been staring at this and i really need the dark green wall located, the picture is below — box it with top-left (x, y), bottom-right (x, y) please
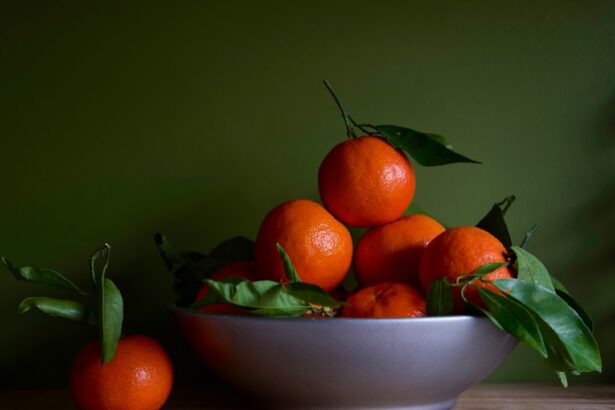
top-left (1, 1), bottom-right (614, 387)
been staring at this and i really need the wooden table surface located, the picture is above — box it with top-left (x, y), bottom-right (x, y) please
top-left (1, 384), bottom-right (614, 409)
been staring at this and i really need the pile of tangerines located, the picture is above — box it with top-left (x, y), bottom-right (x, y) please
top-left (3, 84), bottom-right (600, 410)
top-left (196, 131), bottom-right (512, 318)
top-left (4, 81), bottom-right (602, 410)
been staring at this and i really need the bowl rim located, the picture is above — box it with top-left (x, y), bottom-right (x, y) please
top-left (171, 305), bottom-right (491, 325)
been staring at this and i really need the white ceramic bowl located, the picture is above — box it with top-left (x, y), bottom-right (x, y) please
top-left (174, 308), bottom-right (516, 410)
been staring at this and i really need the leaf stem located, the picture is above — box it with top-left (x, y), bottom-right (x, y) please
top-left (497, 195), bottom-right (517, 215)
top-left (89, 243), bottom-right (111, 289)
top-left (356, 122), bottom-right (381, 135)
top-left (349, 116), bottom-right (378, 136)
top-left (460, 280), bottom-right (474, 304)
top-left (323, 80), bottom-right (356, 138)
top-left (519, 224), bottom-right (539, 250)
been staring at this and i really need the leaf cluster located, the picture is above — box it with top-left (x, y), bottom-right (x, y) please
top-left (156, 84), bottom-right (602, 385)
top-left (322, 80), bottom-right (481, 167)
top-left (425, 197), bottom-right (601, 385)
top-left (155, 233), bottom-right (254, 307)
top-left (157, 237), bottom-right (344, 317)
top-left (2, 244), bottom-right (124, 364)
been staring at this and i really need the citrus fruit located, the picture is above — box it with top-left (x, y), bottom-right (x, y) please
top-left (418, 226), bottom-right (514, 312)
top-left (69, 335), bottom-right (173, 410)
top-left (255, 199), bottom-right (353, 292)
top-left (318, 136), bottom-right (415, 227)
top-left (354, 214), bottom-right (445, 288)
top-left (341, 282), bottom-right (426, 318)
top-left (195, 261), bottom-right (259, 314)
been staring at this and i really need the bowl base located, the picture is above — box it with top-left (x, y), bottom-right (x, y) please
top-left (269, 397), bottom-right (457, 410)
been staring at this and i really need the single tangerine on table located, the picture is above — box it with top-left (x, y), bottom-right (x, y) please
top-left (354, 213), bottom-right (445, 288)
top-left (69, 335), bottom-right (174, 410)
top-left (195, 260), bottom-right (259, 314)
top-left (318, 136), bottom-right (416, 228)
top-left (341, 282), bottom-right (426, 318)
top-left (254, 199), bottom-right (353, 292)
top-left (418, 226), bottom-right (514, 313)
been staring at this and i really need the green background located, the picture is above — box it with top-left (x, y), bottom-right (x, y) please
top-left (1, 1), bottom-right (614, 387)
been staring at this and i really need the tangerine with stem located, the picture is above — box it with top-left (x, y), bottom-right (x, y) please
top-left (419, 226), bottom-right (514, 313)
top-left (319, 81), bottom-right (416, 227)
top-left (70, 335), bottom-right (174, 410)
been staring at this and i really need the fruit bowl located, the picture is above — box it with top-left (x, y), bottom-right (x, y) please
top-left (173, 308), bottom-right (517, 410)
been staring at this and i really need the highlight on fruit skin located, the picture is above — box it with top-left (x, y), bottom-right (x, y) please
top-left (419, 226), bottom-right (514, 313)
top-left (354, 213), bottom-right (445, 288)
top-left (318, 135), bottom-right (416, 228)
top-left (254, 199), bottom-right (353, 292)
top-left (341, 282), bottom-right (426, 318)
top-left (70, 335), bottom-right (174, 410)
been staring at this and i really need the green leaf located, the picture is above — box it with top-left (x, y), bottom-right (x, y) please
top-left (549, 275), bottom-right (569, 293)
top-left (476, 196), bottom-right (515, 248)
top-left (477, 288), bottom-right (547, 357)
top-left (551, 276), bottom-right (594, 331)
top-left (426, 279), bottom-right (454, 316)
top-left (519, 224), bottom-right (539, 249)
top-left (202, 279), bottom-right (309, 315)
top-left (477, 278), bottom-right (594, 384)
top-left (168, 253), bottom-right (219, 308)
top-left (456, 262), bottom-right (507, 287)
top-left (285, 282), bottom-right (343, 308)
top-left (192, 255), bottom-right (227, 279)
top-left (154, 234), bottom-right (210, 307)
top-left (556, 371), bottom-right (569, 388)
top-left (172, 265), bottom-right (210, 308)
top-left (510, 246), bottom-right (555, 293)
top-left (276, 243), bottom-right (302, 283)
top-left (209, 236), bottom-right (254, 261)
top-left (100, 278), bottom-right (124, 364)
top-left (154, 233), bottom-right (186, 271)
top-left (426, 133), bottom-right (451, 148)
top-left (493, 279), bottom-right (601, 373)
top-left (541, 323), bottom-right (577, 372)
top-left (89, 243), bottom-right (111, 288)
top-left (342, 267), bottom-right (358, 292)
top-left (197, 277), bottom-right (343, 316)
top-left (1, 257), bottom-right (87, 296)
top-left (18, 297), bottom-right (95, 325)
top-left (154, 234), bottom-right (254, 307)
top-left (89, 244), bottom-right (123, 364)
top-left (374, 125), bottom-right (480, 166)
top-left (189, 275), bottom-right (246, 309)
top-left (190, 287), bottom-right (219, 309)
top-left (555, 291), bottom-right (594, 333)
top-left (470, 262), bottom-right (508, 278)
